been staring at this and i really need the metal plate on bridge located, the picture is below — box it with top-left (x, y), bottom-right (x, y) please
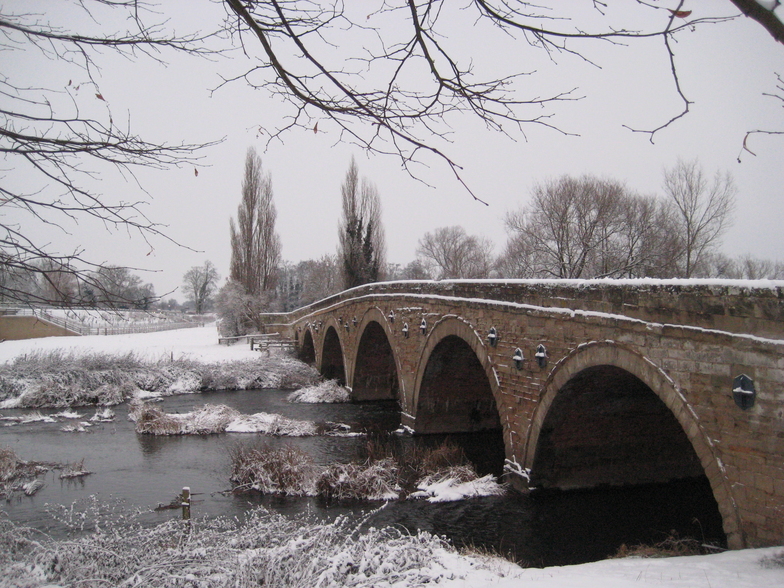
top-left (732, 374), bottom-right (756, 411)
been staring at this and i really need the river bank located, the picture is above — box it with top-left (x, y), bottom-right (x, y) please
top-left (0, 326), bottom-right (781, 586)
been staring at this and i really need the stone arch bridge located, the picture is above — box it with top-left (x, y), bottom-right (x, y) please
top-left (260, 279), bottom-right (784, 550)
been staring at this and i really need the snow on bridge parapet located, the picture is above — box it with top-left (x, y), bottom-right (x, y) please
top-left (262, 278), bottom-right (784, 340)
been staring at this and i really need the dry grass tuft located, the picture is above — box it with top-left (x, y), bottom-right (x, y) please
top-left (760, 550), bottom-right (784, 569)
top-left (613, 532), bottom-right (719, 559)
top-left (229, 435), bottom-right (488, 502)
top-left (0, 446), bottom-right (58, 498)
top-left (229, 442), bottom-right (320, 495)
top-left (316, 458), bottom-right (401, 501)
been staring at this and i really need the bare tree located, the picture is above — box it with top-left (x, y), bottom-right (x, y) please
top-left (90, 266), bottom-right (156, 309)
top-left (220, 1), bottom-right (783, 193)
top-left (662, 159), bottom-right (736, 278)
top-left (183, 261), bottom-right (220, 314)
top-left (504, 176), bottom-right (626, 279)
top-left (502, 176), bottom-right (689, 279)
top-left (215, 280), bottom-right (269, 336)
top-left (417, 226), bottom-right (495, 280)
top-left (229, 148), bottom-right (282, 297)
top-left (338, 158), bottom-right (386, 289)
top-left (0, 2), bottom-right (218, 305)
top-left (602, 194), bottom-right (682, 279)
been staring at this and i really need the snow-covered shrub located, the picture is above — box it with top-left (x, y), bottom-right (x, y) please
top-left (316, 458), bottom-right (401, 501)
top-left (132, 402), bottom-right (241, 435)
top-left (410, 471), bottom-right (506, 502)
top-left (0, 352), bottom-right (319, 408)
top-left (229, 443), bottom-right (320, 495)
top-left (287, 379), bottom-right (351, 403)
top-left (0, 507), bottom-right (456, 588)
top-left (196, 357), bottom-right (319, 391)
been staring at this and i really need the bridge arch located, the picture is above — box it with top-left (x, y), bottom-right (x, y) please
top-left (351, 308), bottom-right (401, 401)
top-left (298, 328), bottom-right (316, 364)
top-left (319, 320), bottom-right (347, 385)
top-left (411, 316), bottom-right (502, 434)
top-left (524, 340), bottom-right (741, 548)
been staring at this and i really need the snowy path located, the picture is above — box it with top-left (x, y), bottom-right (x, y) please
top-left (438, 547), bottom-right (784, 588)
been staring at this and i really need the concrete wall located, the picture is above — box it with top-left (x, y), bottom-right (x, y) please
top-left (0, 315), bottom-right (78, 340)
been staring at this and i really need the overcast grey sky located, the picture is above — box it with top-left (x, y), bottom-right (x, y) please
top-left (8, 1), bottom-right (784, 300)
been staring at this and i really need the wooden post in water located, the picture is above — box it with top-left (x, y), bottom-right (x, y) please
top-left (181, 486), bottom-right (191, 520)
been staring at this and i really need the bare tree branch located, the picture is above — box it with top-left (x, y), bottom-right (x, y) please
top-left (0, 1), bottom-right (222, 305)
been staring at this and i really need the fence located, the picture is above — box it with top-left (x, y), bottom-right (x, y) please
top-left (0, 307), bottom-right (207, 336)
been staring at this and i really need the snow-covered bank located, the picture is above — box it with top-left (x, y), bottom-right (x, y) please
top-left (0, 507), bottom-right (781, 588)
top-left (0, 326), bottom-right (320, 408)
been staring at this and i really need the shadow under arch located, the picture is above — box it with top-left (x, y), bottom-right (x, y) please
top-left (319, 322), bottom-right (346, 385)
top-left (352, 308), bottom-right (401, 401)
top-left (411, 316), bottom-right (502, 435)
top-left (524, 340), bottom-right (742, 549)
top-left (299, 329), bottom-right (316, 364)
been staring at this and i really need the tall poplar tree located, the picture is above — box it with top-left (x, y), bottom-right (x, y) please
top-left (337, 158), bottom-right (386, 289)
top-left (229, 148), bottom-right (281, 296)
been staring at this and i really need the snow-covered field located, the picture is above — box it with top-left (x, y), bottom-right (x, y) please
top-left (0, 325), bottom-right (320, 408)
top-left (0, 323), bottom-right (256, 364)
top-left (0, 326), bottom-right (782, 586)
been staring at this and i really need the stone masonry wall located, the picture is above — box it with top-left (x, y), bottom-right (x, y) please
top-left (262, 280), bottom-right (784, 550)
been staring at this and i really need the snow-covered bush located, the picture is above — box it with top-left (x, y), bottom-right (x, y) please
top-left (0, 352), bottom-right (320, 408)
top-left (132, 403), bottom-right (241, 435)
top-left (316, 458), bottom-right (401, 501)
top-left (287, 379), bottom-right (351, 403)
top-left (230, 443), bottom-right (320, 495)
top-left (230, 437), bottom-right (506, 503)
top-left (0, 507), bottom-right (457, 588)
top-left (131, 402), bottom-right (326, 436)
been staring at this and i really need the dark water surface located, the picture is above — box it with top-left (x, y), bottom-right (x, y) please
top-left (0, 389), bottom-right (725, 566)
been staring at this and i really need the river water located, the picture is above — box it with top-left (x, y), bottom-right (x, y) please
top-left (0, 389), bottom-right (725, 567)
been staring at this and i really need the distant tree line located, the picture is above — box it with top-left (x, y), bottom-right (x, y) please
top-left (209, 153), bottom-right (781, 336)
top-left (0, 262), bottom-right (158, 309)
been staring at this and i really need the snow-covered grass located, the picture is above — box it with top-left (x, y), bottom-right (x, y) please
top-left (0, 446), bottom-right (80, 498)
top-left (230, 443), bottom-right (322, 495)
top-left (0, 327), bottom-right (319, 408)
top-left (287, 379), bottom-right (351, 403)
top-left (0, 324), bottom-right (263, 365)
top-left (129, 402), bottom-right (346, 436)
top-left (229, 438), bottom-right (506, 503)
top-left (1, 506), bottom-right (782, 588)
